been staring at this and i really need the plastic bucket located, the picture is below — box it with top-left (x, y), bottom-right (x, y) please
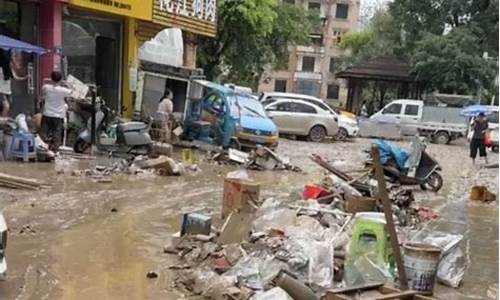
top-left (403, 242), bottom-right (441, 295)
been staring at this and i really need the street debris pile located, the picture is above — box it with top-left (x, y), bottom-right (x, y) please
top-left (162, 149), bottom-right (461, 300)
top-left (211, 146), bottom-right (302, 172)
top-left (53, 155), bottom-right (199, 182)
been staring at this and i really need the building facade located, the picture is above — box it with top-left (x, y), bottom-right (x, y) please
top-left (258, 0), bottom-right (359, 108)
top-left (0, 0), bottom-right (217, 118)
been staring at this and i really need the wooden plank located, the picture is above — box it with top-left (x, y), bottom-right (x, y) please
top-left (365, 290), bottom-right (417, 300)
top-left (371, 145), bottom-right (408, 290)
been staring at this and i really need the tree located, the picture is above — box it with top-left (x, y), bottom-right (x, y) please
top-left (412, 27), bottom-right (497, 95)
top-left (197, 0), bottom-right (318, 89)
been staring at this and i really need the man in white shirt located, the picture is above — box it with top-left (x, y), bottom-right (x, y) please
top-left (155, 88), bottom-right (174, 143)
top-left (40, 71), bottom-right (72, 151)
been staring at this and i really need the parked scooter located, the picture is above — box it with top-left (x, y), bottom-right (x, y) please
top-left (74, 100), bottom-right (152, 155)
top-left (365, 138), bottom-right (443, 192)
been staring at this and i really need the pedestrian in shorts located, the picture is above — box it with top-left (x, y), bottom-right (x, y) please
top-left (470, 112), bottom-right (489, 165)
top-left (40, 71), bottom-right (73, 152)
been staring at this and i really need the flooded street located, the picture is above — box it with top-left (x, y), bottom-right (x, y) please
top-left (0, 138), bottom-right (497, 300)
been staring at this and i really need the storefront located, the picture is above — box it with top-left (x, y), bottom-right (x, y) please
top-left (120, 0), bottom-right (217, 117)
top-left (61, 0), bottom-right (152, 112)
top-left (0, 0), bottom-right (39, 115)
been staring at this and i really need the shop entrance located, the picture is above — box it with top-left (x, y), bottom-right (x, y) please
top-left (63, 10), bottom-right (123, 111)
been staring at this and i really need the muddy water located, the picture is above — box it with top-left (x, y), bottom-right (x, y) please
top-left (0, 138), bottom-right (497, 300)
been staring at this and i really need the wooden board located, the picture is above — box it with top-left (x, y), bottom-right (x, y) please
top-left (218, 212), bottom-right (253, 244)
top-left (371, 145), bottom-right (408, 290)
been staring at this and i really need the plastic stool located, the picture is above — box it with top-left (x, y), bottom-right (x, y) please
top-left (349, 218), bottom-right (392, 266)
top-left (10, 131), bottom-right (36, 162)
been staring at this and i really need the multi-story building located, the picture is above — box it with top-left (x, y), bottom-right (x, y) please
top-left (258, 0), bottom-right (360, 108)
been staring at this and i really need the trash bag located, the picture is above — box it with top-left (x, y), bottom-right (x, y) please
top-left (284, 227), bottom-right (335, 288)
top-left (373, 139), bottom-right (409, 170)
top-left (226, 256), bottom-right (264, 290)
top-left (420, 232), bottom-right (466, 288)
top-left (251, 287), bottom-right (292, 300)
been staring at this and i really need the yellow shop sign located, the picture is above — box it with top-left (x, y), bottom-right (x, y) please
top-left (70, 0), bottom-right (153, 20)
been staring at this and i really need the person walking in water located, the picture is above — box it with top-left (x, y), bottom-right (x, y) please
top-left (470, 112), bottom-right (489, 165)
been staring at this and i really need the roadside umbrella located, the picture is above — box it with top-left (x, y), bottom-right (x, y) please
top-left (460, 105), bottom-right (492, 117)
top-left (0, 34), bottom-right (47, 54)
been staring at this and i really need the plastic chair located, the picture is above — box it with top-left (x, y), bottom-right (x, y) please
top-left (10, 131), bottom-right (36, 162)
top-left (349, 218), bottom-right (392, 266)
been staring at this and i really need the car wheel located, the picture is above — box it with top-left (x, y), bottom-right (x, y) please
top-left (308, 125), bottom-right (327, 142)
top-left (433, 131), bottom-right (450, 145)
top-left (334, 127), bottom-right (349, 141)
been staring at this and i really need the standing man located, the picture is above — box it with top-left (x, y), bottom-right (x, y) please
top-left (156, 88), bottom-right (174, 143)
top-left (40, 71), bottom-right (73, 151)
top-left (470, 112), bottom-right (489, 165)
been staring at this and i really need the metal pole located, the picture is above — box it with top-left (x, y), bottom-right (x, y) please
top-left (90, 87), bottom-right (97, 147)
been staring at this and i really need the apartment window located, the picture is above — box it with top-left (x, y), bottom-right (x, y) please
top-left (274, 80), bottom-right (287, 92)
top-left (329, 58), bottom-right (336, 73)
top-left (327, 84), bottom-right (340, 99)
top-left (311, 34), bottom-right (323, 46)
top-left (308, 1), bottom-right (321, 11)
top-left (302, 56), bottom-right (315, 72)
top-left (333, 29), bottom-right (345, 44)
top-left (335, 3), bottom-right (349, 19)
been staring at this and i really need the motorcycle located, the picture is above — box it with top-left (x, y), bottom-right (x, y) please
top-left (366, 138), bottom-right (443, 192)
top-left (73, 100), bottom-right (152, 155)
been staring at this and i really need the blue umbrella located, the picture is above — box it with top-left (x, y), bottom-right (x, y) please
top-left (461, 105), bottom-right (492, 117)
top-left (0, 34), bottom-right (47, 54)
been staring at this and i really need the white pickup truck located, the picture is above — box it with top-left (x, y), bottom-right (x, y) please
top-left (370, 99), bottom-right (467, 144)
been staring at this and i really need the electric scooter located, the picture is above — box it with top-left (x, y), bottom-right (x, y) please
top-left (73, 100), bottom-right (152, 155)
top-left (365, 139), bottom-right (443, 192)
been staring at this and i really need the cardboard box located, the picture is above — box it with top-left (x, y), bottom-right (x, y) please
top-left (345, 194), bottom-right (377, 213)
top-left (222, 179), bottom-right (260, 219)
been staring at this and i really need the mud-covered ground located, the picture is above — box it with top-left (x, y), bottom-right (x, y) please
top-left (0, 138), bottom-right (497, 300)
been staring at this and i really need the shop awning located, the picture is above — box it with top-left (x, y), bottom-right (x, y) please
top-left (0, 35), bottom-right (47, 54)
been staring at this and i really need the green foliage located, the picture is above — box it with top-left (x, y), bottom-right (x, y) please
top-left (412, 27), bottom-right (497, 94)
top-left (340, 0), bottom-right (498, 97)
top-left (340, 30), bottom-right (375, 56)
top-left (197, 0), bottom-right (318, 89)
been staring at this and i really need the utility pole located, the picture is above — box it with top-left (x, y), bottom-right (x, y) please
top-left (320, 0), bottom-right (334, 100)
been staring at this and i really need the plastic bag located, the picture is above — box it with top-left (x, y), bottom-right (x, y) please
top-left (252, 208), bottom-right (296, 233)
top-left (420, 232), bottom-right (465, 288)
top-left (226, 256), bottom-right (264, 290)
top-left (251, 287), bottom-right (292, 300)
top-left (344, 255), bottom-right (388, 286)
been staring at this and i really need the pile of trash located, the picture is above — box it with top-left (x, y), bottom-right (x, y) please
top-left (163, 147), bottom-right (458, 299)
top-left (166, 197), bottom-right (350, 300)
top-left (59, 155), bottom-right (191, 180)
top-left (211, 146), bottom-right (301, 172)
